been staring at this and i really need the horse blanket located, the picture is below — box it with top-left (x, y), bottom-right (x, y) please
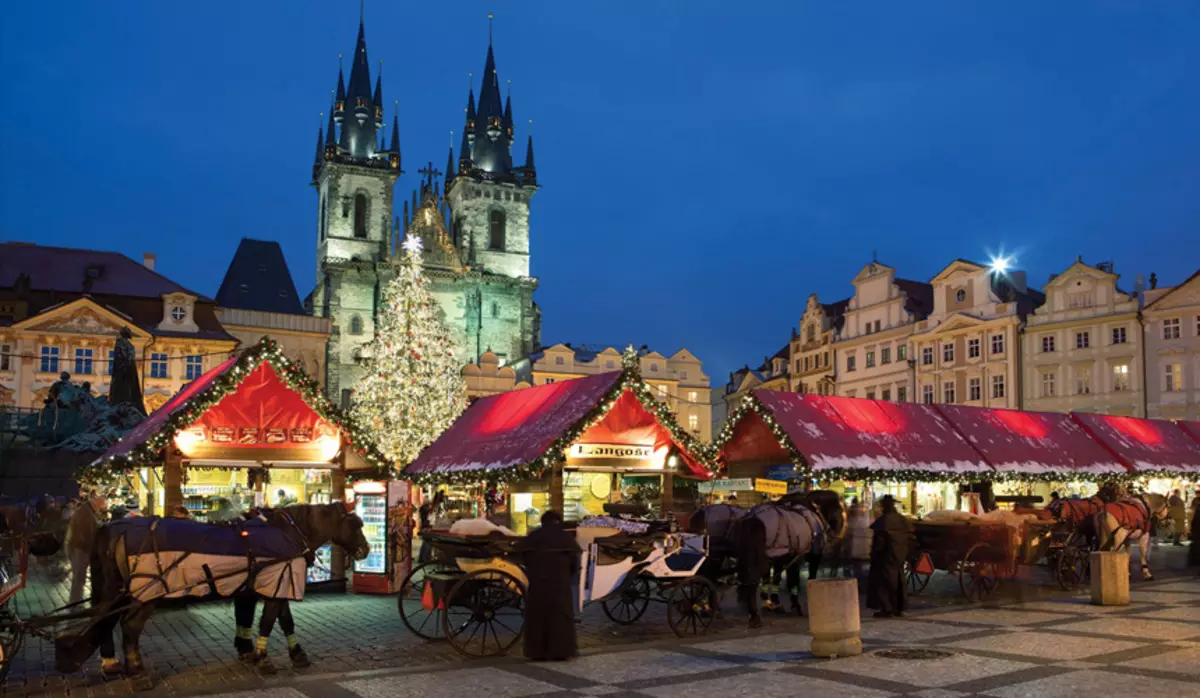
top-left (105, 517), bottom-right (307, 603)
top-left (1100, 500), bottom-right (1151, 532)
top-left (748, 504), bottom-right (821, 559)
top-left (1048, 497), bottom-right (1103, 524)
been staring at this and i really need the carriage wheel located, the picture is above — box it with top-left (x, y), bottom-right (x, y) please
top-left (1056, 544), bottom-right (1090, 591)
top-left (397, 562), bottom-right (452, 641)
top-left (958, 543), bottom-right (999, 602)
top-left (905, 555), bottom-right (932, 595)
top-left (442, 570), bottom-right (525, 658)
top-left (601, 576), bottom-right (652, 625)
top-left (666, 577), bottom-right (719, 638)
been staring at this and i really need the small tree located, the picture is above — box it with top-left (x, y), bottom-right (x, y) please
top-left (352, 235), bottom-right (467, 469)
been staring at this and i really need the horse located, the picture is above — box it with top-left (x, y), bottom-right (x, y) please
top-left (64, 503), bottom-right (368, 690)
top-left (1094, 494), bottom-right (1170, 581)
top-left (778, 490), bottom-right (847, 576)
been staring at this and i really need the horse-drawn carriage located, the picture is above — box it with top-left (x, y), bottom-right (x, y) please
top-left (397, 520), bottom-right (716, 657)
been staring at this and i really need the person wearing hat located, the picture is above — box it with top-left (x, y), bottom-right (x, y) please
top-left (866, 495), bottom-right (914, 618)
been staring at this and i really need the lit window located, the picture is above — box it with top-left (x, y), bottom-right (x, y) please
top-left (185, 355), bottom-right (203, 380)
top-left (150, 353), bottom-right (169, 379)
top-left (1165, 363), bottom-right (1182, 392)
top-left (968, 377), bottom-right (981, 401)
top-left (1075, 369), bottom-right (1091, 395)
top-left (922, 385), bottom-right (934, 404)
top-left (688, 414), bottom-right (699, 432)
top-left (881, 347), bottom-right (891, 364)
top-left (897, 387), bottom-right (907, 402)
top-left (0, 344), bottom-right (10, 372)
top-left (967, 338), bottom-right (980, 359)
top-left (40, 346), bottom-right (59, 373)
top-left (942, 343), bottom-right (954, 364)
top-left (991, 375), bottom-right (1005, 399)
top-left (1075, 331), bottom-right (1090, 349)
top-left (943, 381), bottom-right (956, 404)
top-left (990, 333), bottom-right (1004, 354)
top-left (846, 354), bottom-right (857, 372)
top-left (897, 345), bottom-right (907, 361)
top-left (1042, 335), bottom-right (1056, 353)
top-left (74, 348), bottom-right (94, 375)
top-left (688, 391), bottom-right (698, 402)
top-left (1164, 318), bottom-right (1181, 340)
top-left (865, 351), bottom-right (875, 368)
top-left (921, 347), bottom-right (933, 366)
top-left (657, 384), bottom-right (669, 398)
top-left (1041, 371), bottom-right (1056, 398)
top-left (1112, 364), bottom-right (1130, 392)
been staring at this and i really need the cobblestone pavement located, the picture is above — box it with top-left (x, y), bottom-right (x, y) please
top-left (3, 545), bottom-right (1194, 697)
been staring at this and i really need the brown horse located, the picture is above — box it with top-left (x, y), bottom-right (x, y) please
top-left (62, 503), bottom-right (368, 690)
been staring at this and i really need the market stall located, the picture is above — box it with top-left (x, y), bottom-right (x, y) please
top-left (86, 338), bottom-right (390, 587)
top-left (717, 391), bottom-right (993, 514)
top-left (1071, 413), bottom-right (1200, 490)
top-left (402, 359), bottom-right (715, 527)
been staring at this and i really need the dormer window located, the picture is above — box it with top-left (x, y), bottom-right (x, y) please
top-left (170, 306), bottom-right (186, 323)
top-left (956, 289), bottom-right (966, 303)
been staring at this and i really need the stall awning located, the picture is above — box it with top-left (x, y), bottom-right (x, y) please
top-left (934, 405), bottom-right (1128, 476)
top-left (1071, 413), bottom-right (1200, 474)
top-left (1178, 421), bottom-right (1200, 447)
top-left (721, 392), bottom-right (990, 480)
top-left (403, 370), bottom-right (713, 482)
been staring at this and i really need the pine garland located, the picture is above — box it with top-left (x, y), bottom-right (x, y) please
top-left (78, 337), bottom-right (391, 489)
top-left (404, 347), bottom-right (718, 486)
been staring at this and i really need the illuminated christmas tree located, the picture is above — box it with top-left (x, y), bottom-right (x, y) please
top-left (352, 234), bottom-right (467, 469)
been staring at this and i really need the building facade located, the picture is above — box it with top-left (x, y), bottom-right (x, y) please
top-left (1023, 260), bottom-right (1144, 416)
top-left (0, 243), bottom-right (238, 411)
top-left (790, 294), bottom-right (847, 395)
top-left (309, 17), bottom-right (540, 408)
top-left (911, 260), bottom-right (1040, 409)
top-left (1143, 269), bottom-right (1200, 420)
top-left (834, 262), bottom-right (932, 402)
top-left (721, 346), bottom-right (789, 425)
top-left (462, 344), bottom-right (713, 442)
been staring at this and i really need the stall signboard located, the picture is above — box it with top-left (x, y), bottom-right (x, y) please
top-left (754, 478), bottom-right (788, 496)
top-left (699, 478), bottom-right (754, 493)
top-left (765, 464), bottom-right (798, 481)
top-left (570, 444), bottom-right (653, 460)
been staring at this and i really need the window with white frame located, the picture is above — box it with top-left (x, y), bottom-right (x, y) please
top-left (990, 333), bottom-right (1005, 355)
top-left (1164, 318), bottom-right (1181, 340)
top-left (185, 355), bottom-right (203, 380)
top-left (846, 354), bottom-right (857, 372)
top-left (688, 414), bottom-right (699, 432)
top-left (40, 346), bottom-right (59, 373)
top-left (1042, 335), bottom-right (1056, 353)
top-left (968, 377), bottom-right (981, 401)
top-left (1075, 331), bottom-right (1090, 349)
top-left (1112, 363), bottom-right (1130, 392)
top-left (74, 348), bottom-right (94, 375)
top-left (991, 374), bottom-right (1005, 399)
top-left (881, 347), bottom-right (891, 364)
top-left (149, 352), bottom-right (168, 379)
top-left (656, 384), bottom-right (669, 399)
top-left (1041, 371), bottom-right (1056, 397)
top-left (0, 344), bottom-right (10, 372)
top-left (1164, 363), bottom-right (1182, 392)
top-left (922, 385), bottom-right (934, 404)
top-left (943, 343), bottom-right (955, 363)
top-left (1075, 369), bottom-right (1091, 395)
top-left (943, 381), bottom-right (956, 404)
top-left (865, 350), bottom-right (876, 368)
top-left (1111, 326), bottom-right (1127, 345)
top-left (967, 338), bottom-right (980, 359)
top-left (921, 347), bottom-right (933, 366)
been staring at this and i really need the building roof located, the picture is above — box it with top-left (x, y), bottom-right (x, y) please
top-left (1142, 268), bottom-right (1200, 311)
top-left (215, 239), bottom-right (305, 315)
top-left (893, 278), bottom-right (934, 317)
top-left (0, 242), bottom-right (203, 299)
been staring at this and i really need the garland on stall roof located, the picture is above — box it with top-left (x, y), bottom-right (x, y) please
top-left (78, 337), bottom-right (392, 489)
top-left (404, 347), bottom-right (719, 487)
top-left (711, 392), bottom-right (1141, 486)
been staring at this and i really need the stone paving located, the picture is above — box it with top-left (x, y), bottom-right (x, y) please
top-left (2, 545), bottom-right (1196, 697)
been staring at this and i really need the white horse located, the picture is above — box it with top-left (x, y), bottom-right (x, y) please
top-left (1094, 493), bottom-right (1170, 581)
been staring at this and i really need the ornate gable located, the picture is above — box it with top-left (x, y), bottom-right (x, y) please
top-left (14, 297), bottom-right (146, 338)
top-left (408, 188), bottom-right (463, 273)
top-left (932, 259), bottom-right (984, 286)
top-left (933, 312), bottom-right (986, 334)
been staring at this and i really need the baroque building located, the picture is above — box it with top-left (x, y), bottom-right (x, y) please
top-left (790, 294), bottom-right (847, 395)
top-left (1143, 269), bottom-right (1200, 420)
top-left (309, 17), bottom-right (539, 407)
top-left (910, 260), bottom-right (1041, 409)
top-left (721, 345), bottom-right (790, 427)
top-left (1022, 259), bottom-right (1144, 416)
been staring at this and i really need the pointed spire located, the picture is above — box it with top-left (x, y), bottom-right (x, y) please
top-left (525, 132), bottom-right (535, 171)
top-left (314, 117), bottom-right (325, 165)
top-left (372, 61), bottom-right (384, 126)
top-left (389, 103), bottom-right (400, 154)
top-left (465, 78), bottom-right (477, 123)
top-left (335, 56), bottom-right (346, 102)
top-left (325, 102), bottom-right (337, 147)
top-left (402, 200), bottom-right (409, 231)
top-left (445, 132), bottom-right (456, 184)
top-left (503, 88), bottom-right (514, 139)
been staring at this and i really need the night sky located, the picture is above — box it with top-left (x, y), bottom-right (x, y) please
top-left (4, 2), bottom-right (1200, 386)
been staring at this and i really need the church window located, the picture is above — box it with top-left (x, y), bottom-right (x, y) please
top-left (491, 302), bottom-right (500, 318)
top-left (320, 198), bottom-right (327, 240)
top-left (489, 210), bottom-right (506, 250)
top-left (354, 194), bottom-right (368, 238)
top-left (349, 315), bottom-right (363, 336)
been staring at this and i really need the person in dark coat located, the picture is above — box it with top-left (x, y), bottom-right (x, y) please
top-left (735, 515), bottom-right (768, 628)
top-left (519, 510), bottom-right (581, 661)
top-left (1189, 489), bottom-right (1200, 570)
top-left (866, 495), bottom-right (914, 618)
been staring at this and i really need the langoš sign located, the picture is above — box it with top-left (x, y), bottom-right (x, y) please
top-left (570, 444), bottom-right (654, 460)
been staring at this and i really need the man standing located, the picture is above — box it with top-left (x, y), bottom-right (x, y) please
top-left (518, 510), bottom-right (580, 660)
top-left (1169, 490), bottom-right (1187, 545)
top-left (867, 495), bottom-right (914, 618)
top-left (844, 497), bottom-right (871, 585)
top-left (65, 493), bottom-right (107, 604)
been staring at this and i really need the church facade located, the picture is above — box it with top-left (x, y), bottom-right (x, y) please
top-left (309, 17), bottom-right (540, 407)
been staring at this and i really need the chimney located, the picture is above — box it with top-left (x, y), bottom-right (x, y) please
top-left (1134, 274), bottom-right (1146, 308)
top-left (143, 253), bottom-right (156, 271)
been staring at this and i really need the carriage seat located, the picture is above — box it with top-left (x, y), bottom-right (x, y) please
top-left (594, 533), bottom-right (664, 566)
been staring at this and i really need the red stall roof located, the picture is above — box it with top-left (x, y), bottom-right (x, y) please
top-left (404, 371), bottom-right (713, 480)
top-left (1071, 413), bottom-right (1200, 474)
top-left (1179, 421), bottom-right (1200, 447)
top-left (934, 405), bottom-right (1128, 476)
top-left (722, 392), bottom-right (991, 478)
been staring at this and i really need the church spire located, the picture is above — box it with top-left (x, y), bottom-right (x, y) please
top-left (466, 15), bottom-right (513, 175)
top-left (338, 15), bottom-right (380, 158)
top-left (373, 62), bottom-right (384, 128)
top-left (445, 133), bottom-right (456, 187)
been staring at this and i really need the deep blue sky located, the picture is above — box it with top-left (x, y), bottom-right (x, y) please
top-left (4, 2), bottom-right (1200, 385)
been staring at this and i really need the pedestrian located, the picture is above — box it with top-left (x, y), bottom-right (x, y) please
top-left (1049, 491), bottom-right (1060, 504)
top-left (844, 497), bottom-right (871, 585)
top-left (518, 510), bottom-right (580, 661)
top-left (1189, 490), bottom-right (1200, 571)
top-left (65, 493), bottom-right (107, 604)
top-left (1169, 490), bottom-right (1187, 545)
top-left (735, 515), bottom-right (768, 628)
top-left (866, 495), bottom-right (914, 618)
